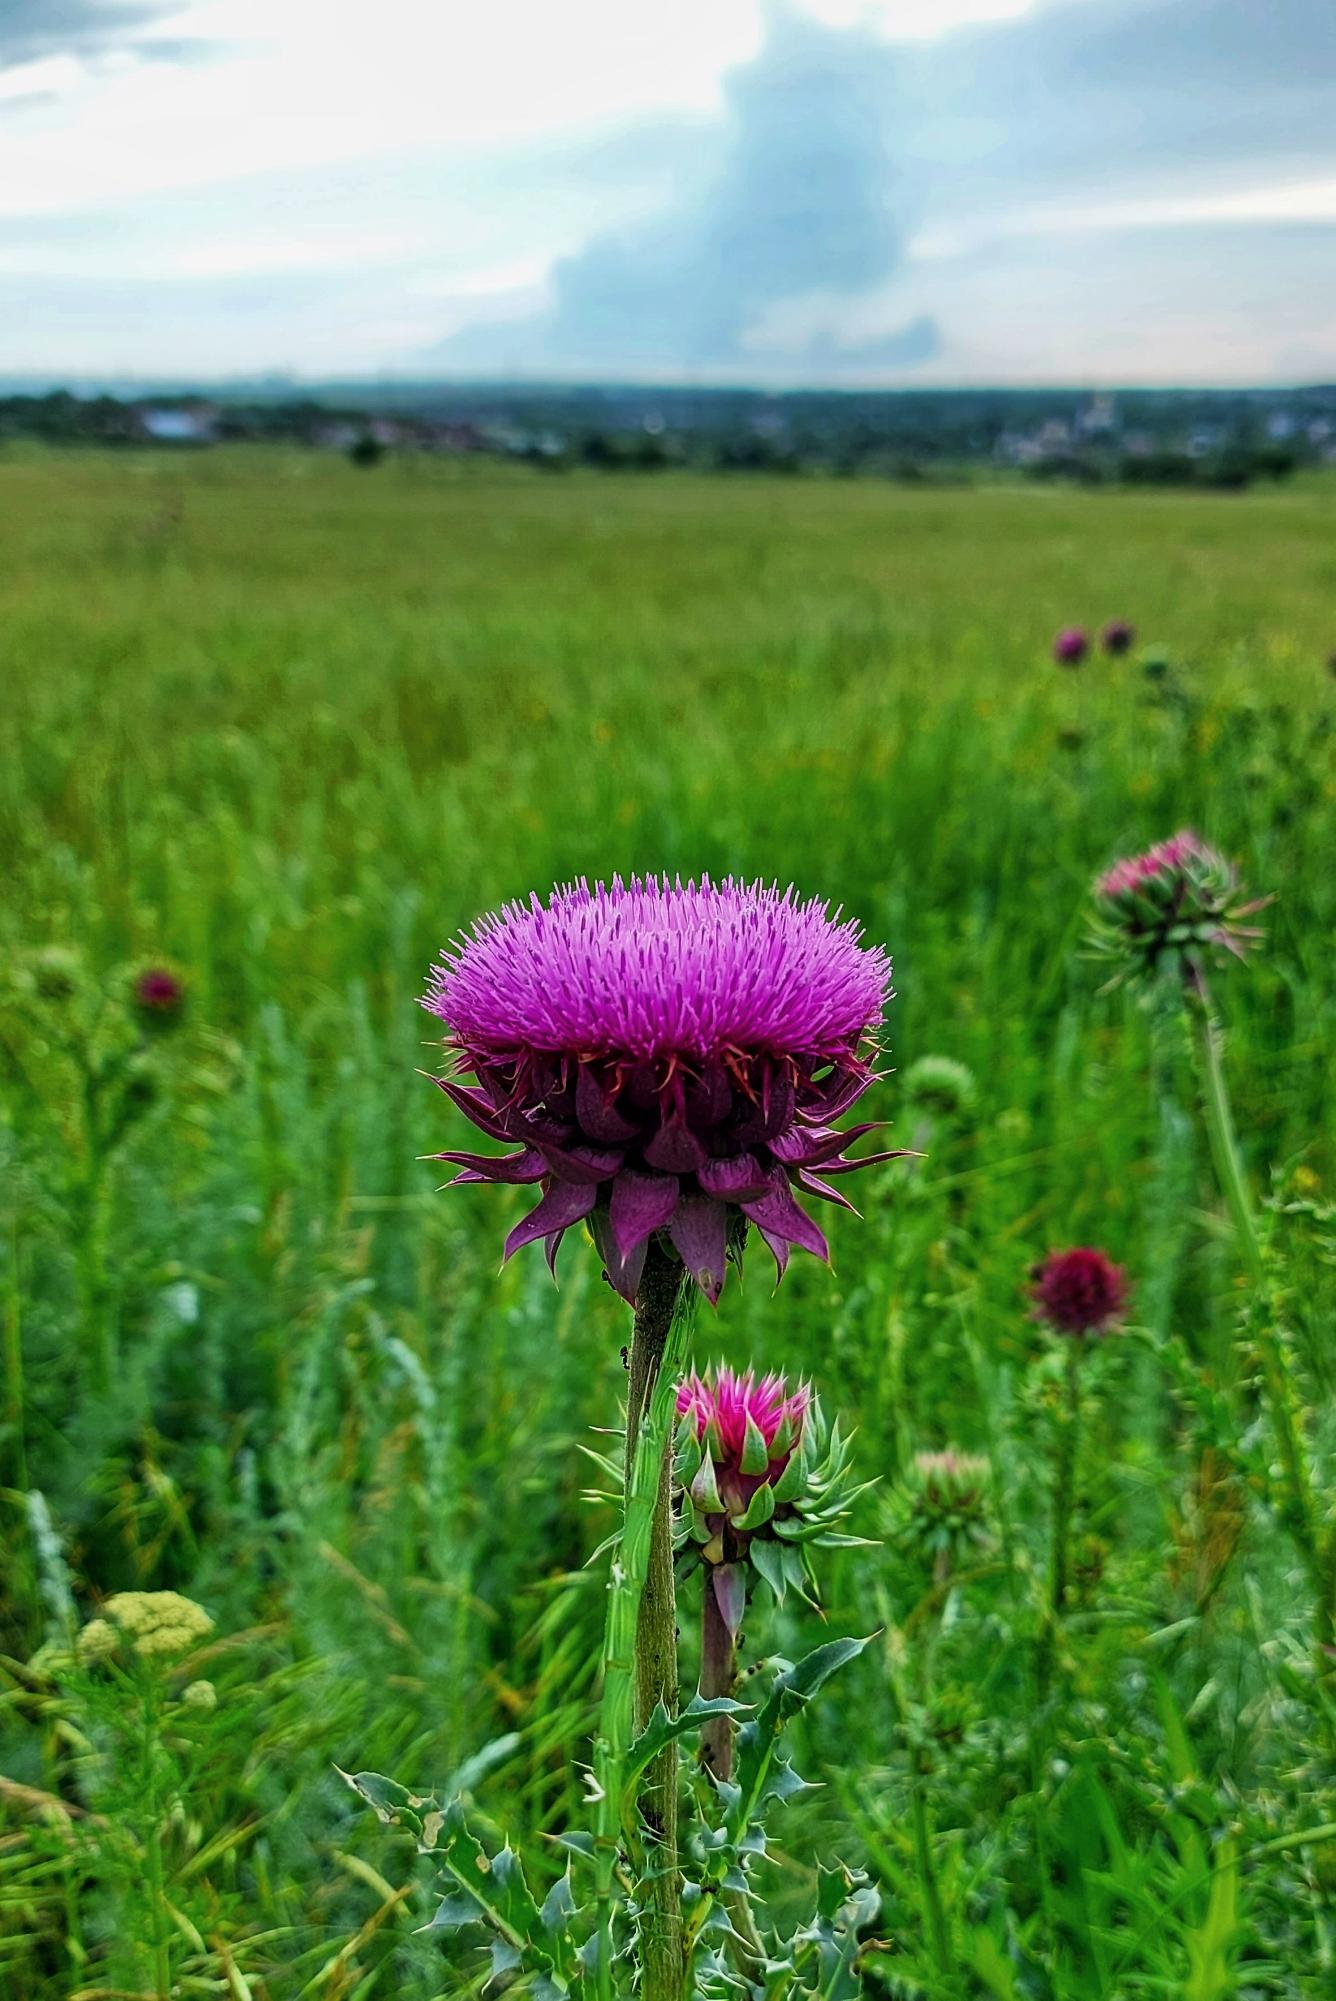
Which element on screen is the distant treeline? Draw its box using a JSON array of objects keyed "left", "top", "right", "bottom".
[{"left": 2, "top": 382, "right": 1333, "bottom": 491}]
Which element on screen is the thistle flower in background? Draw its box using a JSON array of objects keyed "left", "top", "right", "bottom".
[
  {"left": 1052, "top": 626, "right": 1088, "bottom": 666},
  {"left": 1031, "top": 1247, "right": 1128, "bottom": 1339},
  {"left": 910, "top": 1449, "right": 990, "bottom": 1518},
  {"left": 424, "top": 877, "right": 895, "bottom": 1304},
  {"left": 1090, "top": 830, "right": 1268, "bottom": 986},
  {"left": 133, "top": 964, "right": 187, "bottom": 1029},
  {"left": 1101, "top": 619, "right": 1135, "bottom": 656},
  {"left": 675, "top": 1363, "right": 869, "bottom": 1624}
]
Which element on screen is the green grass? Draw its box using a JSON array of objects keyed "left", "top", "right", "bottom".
[{"left": 2, "top": 449, "right": 1335, "bottom": 1997}]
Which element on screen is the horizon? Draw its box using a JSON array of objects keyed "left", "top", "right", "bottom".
[{"left": 6, "top": 374, "right": 1336, "bottom": 402}]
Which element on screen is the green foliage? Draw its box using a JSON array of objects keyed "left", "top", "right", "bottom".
[{"left": 2, "top": 454, "right": 1336, "bottom": 1994}]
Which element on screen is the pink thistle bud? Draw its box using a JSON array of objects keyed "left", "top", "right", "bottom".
[
  {"left": 677, "top": 1364, "right": 810, "bottom": 1522},
  {"left": 423, "top": 877, "right": 900, "bottom": 1305},
  {"left": 1052, "top": 627, "right": 1088, "bottom": 666},
  {"left": 1031, "top": 1247, "right": 1128, "bottom": 1338},
  {"left": 674, "top": 1363, "right": 866, "bottom": 1612},
  {"left": 1091, "top": 831, "right": 1268, "bottom": 986}
]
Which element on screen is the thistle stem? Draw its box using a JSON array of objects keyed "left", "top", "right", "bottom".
[
  {"left": 591, "top": 1241, "right": 690, "bottom": 2001},
  {"left": 1185, "top": 975, "right": 1324, "bottom": 1612},
  {"left": 699, "top": 1573, "right": 737, "bottom": 1782},
  {"left": 1039, "top": 1338, "right": 1082, "bottom": 1697},
  {"left": 910, "top": 1764, "right": 953, "bottom": 1978}
]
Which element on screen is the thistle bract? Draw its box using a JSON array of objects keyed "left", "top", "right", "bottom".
[
  {"left": 1091, "top": 830, "right": 1266, "bottom": 986},
  {"left": 674, "top": 1364, "right": 868, "bottom": 1621},
  {"left": 1031, "top": 1246, "right": 1128, "bottom": 1338},
  {"left": 424, "top": 877, "right": 895, "bottom": 1304}
]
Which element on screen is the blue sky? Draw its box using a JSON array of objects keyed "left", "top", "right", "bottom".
[{"left": 2, "top": 0, "right": 1334, "bottom": 383}]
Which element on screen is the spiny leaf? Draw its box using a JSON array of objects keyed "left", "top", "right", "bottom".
[{"left": 625, "top": 1693, "right": 752, "bottom": 1789}]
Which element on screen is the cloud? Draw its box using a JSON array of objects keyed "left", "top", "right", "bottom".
[
  {"left": 910, "top": 0, "right": 1336, "bottom": 205},
  {"left": 0, "top": 1, "right": 183, "bottom": 71},
  {"left": 433, "top": 8, "right": 938, "bottom": 377}
]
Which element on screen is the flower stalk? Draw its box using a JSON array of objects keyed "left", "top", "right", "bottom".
[
  {"left": 1050, "top": 1341, "right": 1083, "bottom": 1623},
  {"left": 591, "top": 1241, "right": 693, "bottom": 2001},
  {"left": 1185, "top": 970, "right": 1330, "bottom": 1659},
  {"left": 698, "top": 1567, "right": 738, "bottom": 1781},
  {"left": 622, "top": 1241, "right": 691, "bottom": 2000}
]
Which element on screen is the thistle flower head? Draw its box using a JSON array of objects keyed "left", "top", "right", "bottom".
[
  {"left": 1052, "top": 626, "right": 1088, "bottom": 666},
  {"left": 674, "top": 1362, "right": 869, "bottom": 1617},
  {"left": 1091, "top": 830, "right": 1266, "bottom": 985},
  {"left": 1031, "top": 1246, "right": 1128, "bottom": 1338},
  {"left": 1101, "top": 619, "right": 1135, "bottom": 656},
  {"left": 424, "top": 877, "right": 895, "bottom": 1304}
]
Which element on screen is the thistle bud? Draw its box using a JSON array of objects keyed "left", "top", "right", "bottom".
[
  {"left": 132, "top": 964, "right": 188, "bottom": 1032},
  {"left": 674, "top": 1364, "right": 867, "bottom": 1616},
  {"left": 889, "top": 1449, "right": 992, "bottom": 1570},
  {"left": 1031, "top": 1246, "right": 1128, "bottom": 1339},
  {"left": 1090, "top": 831, "right": 1267, "bottom": 987}
]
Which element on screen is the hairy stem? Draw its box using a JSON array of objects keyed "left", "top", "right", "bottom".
[{"left": 623, "top": 1241, "right": 691, "bottom": 2001}]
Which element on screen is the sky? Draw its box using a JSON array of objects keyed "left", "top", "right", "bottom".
[{"left": 2, "top": 0, "right": 1335, "bottom": 385}]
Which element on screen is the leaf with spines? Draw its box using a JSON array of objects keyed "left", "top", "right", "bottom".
[{"left": 624, "top": 1694, "right": 752, "bottom": 1796}]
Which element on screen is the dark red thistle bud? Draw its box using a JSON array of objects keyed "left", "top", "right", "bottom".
[
  {"left": 1101, "top": 619, "right": 1135, "bottom": 656},
  {"left": 1052, "top": 627, "right": 1088, "bottom": 666},
  {"left": 1031, "top": 1247, "right": 1128, "bottom": 1338},
  {"left": 133, "top": 966, "right": 186, "bottom": 1026}
]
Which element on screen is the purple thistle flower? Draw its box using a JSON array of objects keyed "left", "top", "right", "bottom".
[
  {"left": 1052, "top": 627, "right": 1089, "bottom": 667},
  {"left": 1031, "top": 1247, "right": 1128, "bottom": 1338},
  {"left": 423, "top": 876, "right": 896, "bottom": 1304},
  {"left": 1101, "top": 619, "right": 1135, "bottom": 656}
]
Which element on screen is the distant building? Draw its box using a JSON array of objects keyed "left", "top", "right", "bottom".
[
  {"left": 1077, "top": 394, "right": 1118, "bottom": 437},
  {"left": 138, "top": 403, "right": 217, "bottom": 444}
]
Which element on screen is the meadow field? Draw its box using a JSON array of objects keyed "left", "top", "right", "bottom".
[{"left": 2, "top": 450, "right": 1335, "bottom": 1998}]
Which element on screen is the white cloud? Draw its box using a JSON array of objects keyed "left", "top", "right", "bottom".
[{"left": 1, "top": 0, "right": 1334, "bottom": 381}]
